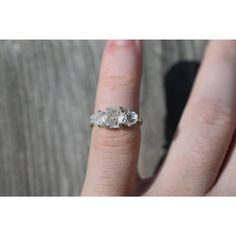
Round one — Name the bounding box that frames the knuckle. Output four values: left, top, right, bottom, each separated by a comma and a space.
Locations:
176, 100, 236, 181
92, 128, 140, 157
181, 100, 236, 182
194, 100, 235, 132
102, 75, 138, 91
189, 144, 219, 175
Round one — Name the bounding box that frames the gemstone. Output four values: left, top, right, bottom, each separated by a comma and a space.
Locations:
90, 111, 108, 127
106, 106, 122, 128
90, 106, 139, 128
125, 111, 138, 126
118, 113, 127, 125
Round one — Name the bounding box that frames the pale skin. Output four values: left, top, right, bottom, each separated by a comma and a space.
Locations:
81, 40, 236, 196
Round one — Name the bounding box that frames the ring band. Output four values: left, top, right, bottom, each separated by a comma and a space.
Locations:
90, 106, 143, 129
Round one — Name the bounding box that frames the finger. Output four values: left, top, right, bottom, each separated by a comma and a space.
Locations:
81, 40, 142, 196
209, 132, 236, 195
147, 41, 236, 196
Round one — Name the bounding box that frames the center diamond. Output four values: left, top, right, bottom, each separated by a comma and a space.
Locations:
106, 106, 124, 128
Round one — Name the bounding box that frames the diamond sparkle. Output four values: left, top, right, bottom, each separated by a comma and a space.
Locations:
90, 106, 140, 128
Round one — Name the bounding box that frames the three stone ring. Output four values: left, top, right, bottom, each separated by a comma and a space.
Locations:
90, 106, 143, 129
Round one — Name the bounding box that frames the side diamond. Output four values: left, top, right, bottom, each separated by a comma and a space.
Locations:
90, 111, 108, 127
125, 111, 138, 127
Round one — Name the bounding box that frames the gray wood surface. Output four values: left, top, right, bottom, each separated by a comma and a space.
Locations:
0, 40, 206, 195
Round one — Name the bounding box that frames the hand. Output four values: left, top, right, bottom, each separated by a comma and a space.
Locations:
81, 40, 236, 196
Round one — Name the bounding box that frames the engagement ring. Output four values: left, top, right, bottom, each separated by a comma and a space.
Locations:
90, 106, 143, 129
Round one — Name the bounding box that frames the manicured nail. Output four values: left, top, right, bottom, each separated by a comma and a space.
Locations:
111, 40, 136, 46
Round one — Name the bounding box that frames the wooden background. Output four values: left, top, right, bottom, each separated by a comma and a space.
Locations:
0, 40, 206, 195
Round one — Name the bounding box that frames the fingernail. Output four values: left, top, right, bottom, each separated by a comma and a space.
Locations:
111, 40, 136, 46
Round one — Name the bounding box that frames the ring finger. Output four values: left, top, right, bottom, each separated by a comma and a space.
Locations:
81, 40, 142, 196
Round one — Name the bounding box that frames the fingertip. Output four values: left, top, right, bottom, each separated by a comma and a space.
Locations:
106, 40, 142, 51
109, 40, 136, 46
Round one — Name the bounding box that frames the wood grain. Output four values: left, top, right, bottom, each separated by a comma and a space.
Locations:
0, 40, 206, 195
